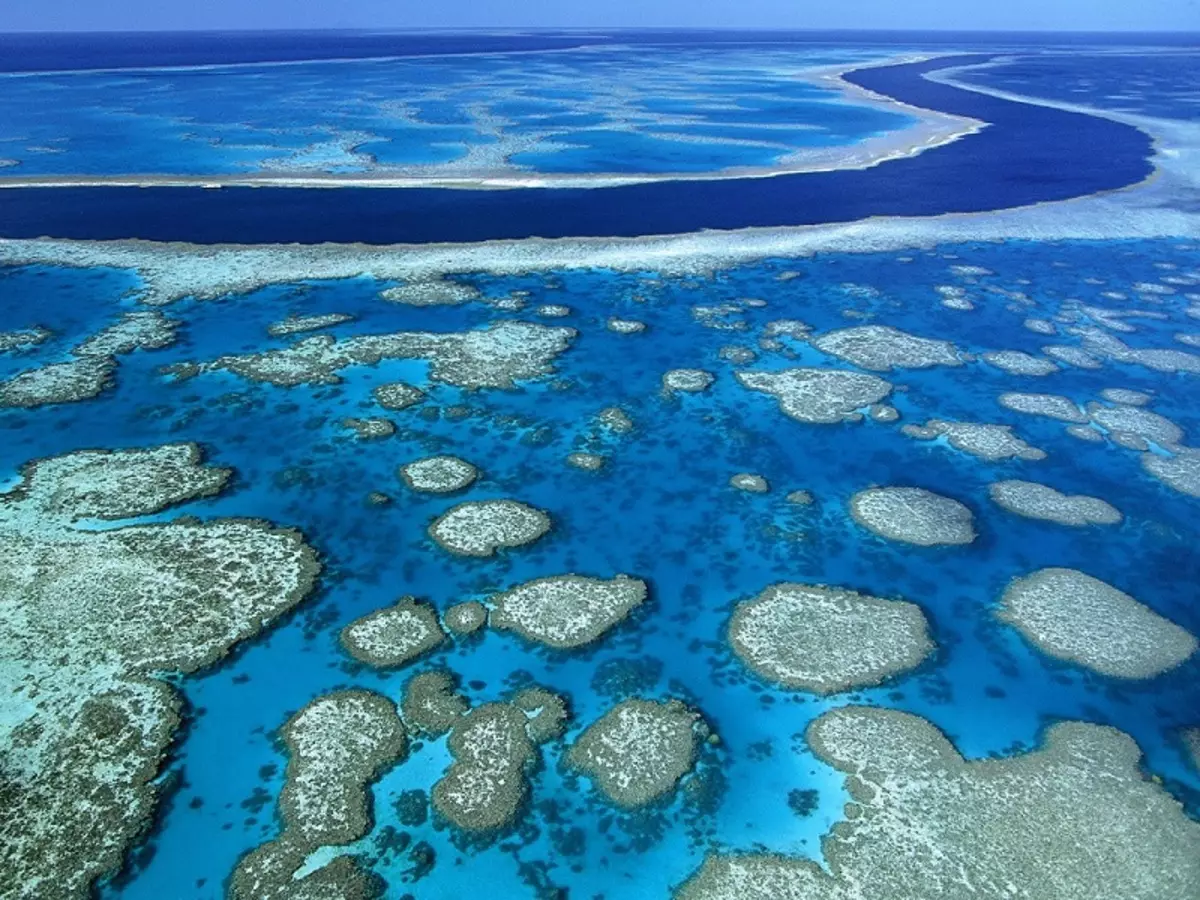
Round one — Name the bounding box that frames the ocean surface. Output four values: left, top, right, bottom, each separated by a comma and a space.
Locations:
1, 28, 1199, 900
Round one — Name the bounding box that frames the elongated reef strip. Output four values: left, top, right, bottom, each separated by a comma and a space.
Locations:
998, 567, 1197, 679
998, 392, 1086, 423
267, 312, 355, 336
989, 480, 1121, 526
903, 419, 1046, 461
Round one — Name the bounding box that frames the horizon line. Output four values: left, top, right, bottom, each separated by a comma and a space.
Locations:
2, 25, 1199, 36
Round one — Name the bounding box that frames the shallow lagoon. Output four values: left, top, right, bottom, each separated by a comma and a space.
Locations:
0, 45, 915, 180
2, 237, 1198, 897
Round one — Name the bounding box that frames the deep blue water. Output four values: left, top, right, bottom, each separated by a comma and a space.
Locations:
958, 51, 1200, 120
2, 238, 1199, 898
0, 55, 1155, 243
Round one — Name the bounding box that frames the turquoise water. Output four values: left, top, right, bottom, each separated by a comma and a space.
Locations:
3, 238, 1198, 897
0, 46, 915, 178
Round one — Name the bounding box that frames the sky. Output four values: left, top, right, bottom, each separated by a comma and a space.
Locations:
3, 0, 1198, 33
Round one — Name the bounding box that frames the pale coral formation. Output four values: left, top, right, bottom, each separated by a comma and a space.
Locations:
567, 452, 606, 471
267, 312, 354, 336
0, 326, 51, 353
0, 446, 319, 900
490, 574, 648, 649
989, 480, 1122, 526
812, 325, 961, 372
537, 304, 571, 318
868, 403, 899, 422
0, 312, 167, 408
850, 486, 976, 546
432, 704, 536, 832
1043, 344, 1103, 369
1183, 728, 1200, 772
230, 690, 405, 900
1086, 402, 1184, 451
1067, 424, 1104, 443
381, 279, 480, 306
728, 583, 933, 694
983, 350, 1058, 376
1076, 326, 1200, 375
730, 473, 769, 493
429, 499, 551, 557
902, 419, 1046, 461
1100, 387, 1153, 406
719, 345, 757, 365
663, 368, 716, 393
997, 392, 1087, 423
340, 597, 446, 668
1024, 318, 1056, 335
0, 357, 115, 407
1143, 449, 1200, 498
998, 568, 1197, 679
400, 456, 479, 494
341, 417, 395, 440
596, 406, 635, 433
737, 368, 892, 425
511, 687, 569, 744
567, 699, 702, 808
401, 670, 469, 736
678, 707, 1200, 900
9, 443, 231, 521
444, 600, 488, 636
196, 321, 575, 390
373, 381, 426, 410
608, 318, 647, 334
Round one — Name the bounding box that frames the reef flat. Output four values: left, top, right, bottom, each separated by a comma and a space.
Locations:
428, 499, 551, 557
811, 324, 962, 372
737, 368, 893, 424
902, 419, 1046, 461
431, 686, 567, 833
0, 445, 319, 900
400, 456, 479, 494
340, 597, 446, 668
998, 568, 1197, 679
0, 311, 176, 408
678, 707, 1200, 899
989, 480, 1122, 526
179, 320, 575, 390
230, 690, 406, 899
850, 486, 976, 546
728, 583, 934, 694
567, 699, 703, 808
490, 574, 648, 649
